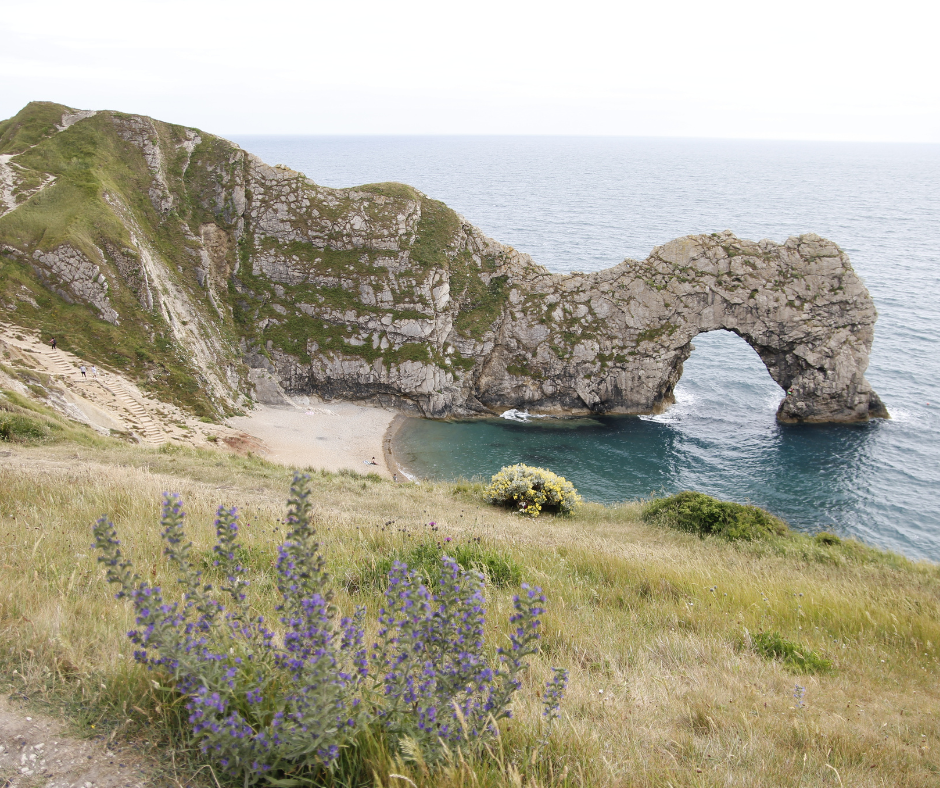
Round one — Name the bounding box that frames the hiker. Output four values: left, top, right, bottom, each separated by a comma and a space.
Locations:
91, 365, 97, 378
50, 337, 56, 350
80, 365, 87, 378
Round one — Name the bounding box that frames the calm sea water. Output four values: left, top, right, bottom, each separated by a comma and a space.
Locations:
231, 135, 940, 562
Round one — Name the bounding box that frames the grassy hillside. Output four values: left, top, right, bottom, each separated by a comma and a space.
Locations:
0, 103, 246, 418
1, 399, 938, 786
0, 101, 71, 155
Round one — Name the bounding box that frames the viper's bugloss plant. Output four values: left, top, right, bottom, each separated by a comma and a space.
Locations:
373, 558, 544, 757
93, 474, 566, 784
483, 464, 582, 518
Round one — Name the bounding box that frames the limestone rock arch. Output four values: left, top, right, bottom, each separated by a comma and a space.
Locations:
482, 231, 888, 423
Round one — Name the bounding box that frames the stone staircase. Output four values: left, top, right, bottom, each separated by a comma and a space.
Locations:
0, 323, 165, 445
96, 373, 164, 444
43, 348, 76, 378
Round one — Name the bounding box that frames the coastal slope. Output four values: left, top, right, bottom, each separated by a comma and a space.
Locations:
0, 102, 886, 423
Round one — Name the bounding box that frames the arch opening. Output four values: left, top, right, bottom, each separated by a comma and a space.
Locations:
671, 329, 784, 419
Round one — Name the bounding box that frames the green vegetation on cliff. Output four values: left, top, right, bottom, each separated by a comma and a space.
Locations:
0, 104, 243, 417
0, 101, 523, 417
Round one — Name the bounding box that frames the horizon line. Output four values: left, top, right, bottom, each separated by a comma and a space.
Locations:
223, 131, 940, 146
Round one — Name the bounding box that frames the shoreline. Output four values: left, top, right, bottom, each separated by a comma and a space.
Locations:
382, 412, 414, 482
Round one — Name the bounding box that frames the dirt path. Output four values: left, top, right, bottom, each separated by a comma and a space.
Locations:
0, 695, 154, 787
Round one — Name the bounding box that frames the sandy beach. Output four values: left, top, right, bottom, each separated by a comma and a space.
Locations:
228, 401, 402, 477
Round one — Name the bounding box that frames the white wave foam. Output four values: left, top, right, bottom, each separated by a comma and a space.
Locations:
638, 387, 697, 423
398, 468, 420, 483
884, 408, 912, 423
499, 409, 549, 422
639, 413, 679, 424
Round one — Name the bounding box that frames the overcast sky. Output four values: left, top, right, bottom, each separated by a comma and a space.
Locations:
2, 0, 938, 142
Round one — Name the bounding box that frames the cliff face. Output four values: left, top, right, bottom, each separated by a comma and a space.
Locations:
0, 102, 887, 422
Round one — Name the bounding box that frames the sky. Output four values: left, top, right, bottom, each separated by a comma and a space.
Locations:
2, 0, 938, 142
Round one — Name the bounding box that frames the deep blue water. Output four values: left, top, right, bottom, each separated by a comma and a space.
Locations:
231, 135, 940, 562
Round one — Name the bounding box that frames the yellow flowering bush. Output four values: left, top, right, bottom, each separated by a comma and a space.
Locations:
483, 463, 582, 517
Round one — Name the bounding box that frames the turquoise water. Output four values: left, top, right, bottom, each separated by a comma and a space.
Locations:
232, 135, 940, 562
394, 333, 894, 547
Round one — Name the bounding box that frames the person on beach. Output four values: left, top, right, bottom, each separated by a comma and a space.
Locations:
80, 365, 87, 378
370, 456, 378, 465
50, 337, 56, 350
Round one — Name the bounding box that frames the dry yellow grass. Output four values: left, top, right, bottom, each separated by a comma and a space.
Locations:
1, 438, 939, 787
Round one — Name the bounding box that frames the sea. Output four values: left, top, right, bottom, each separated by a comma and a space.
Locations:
230, 135, 940, 563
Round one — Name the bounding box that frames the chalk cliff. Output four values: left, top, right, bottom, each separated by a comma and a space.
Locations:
0, 102, 887, 422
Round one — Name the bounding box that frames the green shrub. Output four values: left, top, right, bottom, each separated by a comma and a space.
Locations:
642, 491, 788, 541
752, 631, 832, 674
0, 412, 49, 442
814, 531, 842, 546
483, 463, 582, 517
365, 540, 522, 589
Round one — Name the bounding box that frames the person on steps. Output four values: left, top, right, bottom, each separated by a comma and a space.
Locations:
80, 365, 87, 378
50, 337, 56, 350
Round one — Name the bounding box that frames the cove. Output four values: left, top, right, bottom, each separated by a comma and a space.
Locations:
393, 330, 917, 557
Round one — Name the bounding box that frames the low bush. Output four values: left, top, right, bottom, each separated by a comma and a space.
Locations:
483, 463, 582, 517
366, 539, 523, 590
93, 473, 566, 785
752, 631, 832, 674
642, 491, 788, 541
0, 411, 48, 442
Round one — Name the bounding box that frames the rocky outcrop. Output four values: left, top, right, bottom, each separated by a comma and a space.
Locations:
477, 231, 887, 423
0, 102, 887, 423
257, 226, 886, 423
29, 245, 119, 325
112, 115, 175, 214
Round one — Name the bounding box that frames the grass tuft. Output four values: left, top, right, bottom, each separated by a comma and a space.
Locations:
752, 631, 833, 674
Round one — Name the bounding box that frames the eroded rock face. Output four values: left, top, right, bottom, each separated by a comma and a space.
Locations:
0, 103, 887, 422
251, 224, 887, 423
213, 141, 888, 422
29, 245, 119, 325
478, 230, 888, 423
